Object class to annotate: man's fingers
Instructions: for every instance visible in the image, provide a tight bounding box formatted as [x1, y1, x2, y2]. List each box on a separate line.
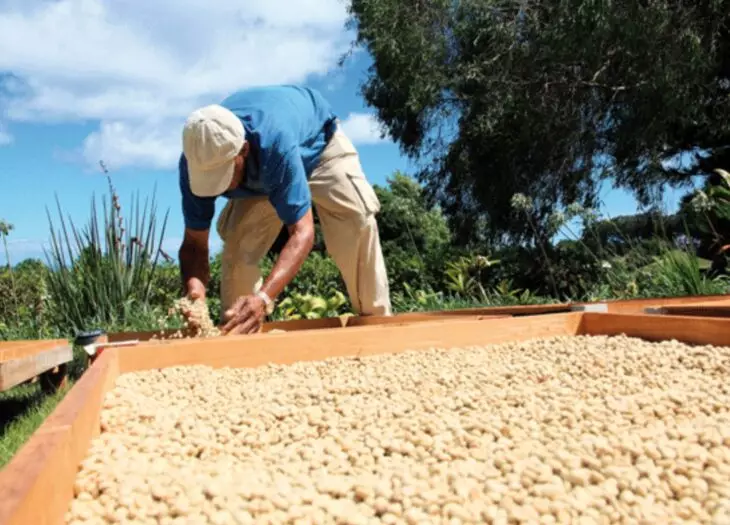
[238, 315, 260, 335]
[221, 315, 240, 334]
[222, 297, 246, 323]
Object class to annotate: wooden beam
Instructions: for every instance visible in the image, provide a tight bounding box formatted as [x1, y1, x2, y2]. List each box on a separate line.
[0, 341, 73, 392]
[0, 350, 119, 525]
[0, 339, 70, 361]
[341, 313, 508, 328]
[651, 305, 730, 318]
[580, 312, 730, 346]
[116, 313, 584, 374]
[595, 293, 730, 314]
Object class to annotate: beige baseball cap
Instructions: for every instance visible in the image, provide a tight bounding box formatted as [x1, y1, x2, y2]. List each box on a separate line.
[182, 104, 246, 197]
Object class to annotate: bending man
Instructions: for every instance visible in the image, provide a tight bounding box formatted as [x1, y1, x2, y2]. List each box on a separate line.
[177, 85, 392, 335]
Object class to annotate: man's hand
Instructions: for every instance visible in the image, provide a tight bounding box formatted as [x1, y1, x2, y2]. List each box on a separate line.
[221, 294, 267, 335]
[178, 277, 207, 328]
[186, 277, 207, 301]
[217, 209, 315, 336]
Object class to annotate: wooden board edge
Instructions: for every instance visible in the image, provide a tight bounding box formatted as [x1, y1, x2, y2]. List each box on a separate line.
[101, 294, 730, 344]
[0, 339, 72, 361]
[580, 312, 730, 347]
[117, 312, 585, 373]
[597, 293, 730, 314]
[651, 305, 730, 318]
[343, 313, 509, 328]
[103, 314, 511, 350]
[0, 350, 120, 525]
[351, 303, 573, 318]
[0, 344, 73, 392]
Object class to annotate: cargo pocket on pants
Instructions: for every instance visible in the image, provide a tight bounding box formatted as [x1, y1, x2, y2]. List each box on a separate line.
[347, 173, 381, 216]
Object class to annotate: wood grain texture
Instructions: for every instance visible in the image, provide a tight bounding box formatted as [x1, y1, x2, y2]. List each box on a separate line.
[104, 314, 508, 344]
[117, 313, 584, 374]
[0, 350, 119, 525]
[0, 339, 71, 362]
[0, 343, 73, 392]
[342, 313, 508, 328]
[580, 312, 730, 346]
[596, 293, 730, 314]
[351, 304, 572, 318]
[101, 294, 729, 344]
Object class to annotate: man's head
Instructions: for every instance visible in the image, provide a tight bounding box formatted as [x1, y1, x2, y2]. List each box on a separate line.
[182, 104, 249, 197]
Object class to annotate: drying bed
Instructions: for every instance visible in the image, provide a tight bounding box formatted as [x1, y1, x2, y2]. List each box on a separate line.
[1, 312, 730, 524]
[0, 338, 73, 392]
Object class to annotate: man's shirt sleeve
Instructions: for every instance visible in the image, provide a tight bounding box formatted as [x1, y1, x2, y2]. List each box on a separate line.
[264, 145, 312, 226]
[179, 154, 216, 231]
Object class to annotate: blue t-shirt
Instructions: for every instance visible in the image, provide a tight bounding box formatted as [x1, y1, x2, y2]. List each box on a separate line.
[179, 85, 337, 230]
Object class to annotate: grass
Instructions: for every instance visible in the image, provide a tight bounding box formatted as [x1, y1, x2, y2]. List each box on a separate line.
[0, 380, 73, 468]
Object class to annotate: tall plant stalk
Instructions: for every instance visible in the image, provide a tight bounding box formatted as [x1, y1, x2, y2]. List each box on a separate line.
[43, 173, 170, 333]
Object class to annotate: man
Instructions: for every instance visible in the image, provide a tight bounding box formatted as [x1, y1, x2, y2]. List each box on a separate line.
[177, 85, 392, 335]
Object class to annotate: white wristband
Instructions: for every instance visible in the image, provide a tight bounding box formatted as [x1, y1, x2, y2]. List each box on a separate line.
[256, 290, 274, 315]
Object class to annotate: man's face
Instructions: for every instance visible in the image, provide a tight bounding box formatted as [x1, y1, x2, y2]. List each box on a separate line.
[228, 142, 249, 191]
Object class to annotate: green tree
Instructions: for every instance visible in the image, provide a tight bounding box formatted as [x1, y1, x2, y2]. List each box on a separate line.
[374, 171, 453, 291]
[345, 0, 730, 243]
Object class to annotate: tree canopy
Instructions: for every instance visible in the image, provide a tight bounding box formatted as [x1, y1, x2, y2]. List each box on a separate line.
[345, 0, 730, 243]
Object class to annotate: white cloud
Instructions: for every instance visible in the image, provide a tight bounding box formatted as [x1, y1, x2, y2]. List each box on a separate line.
[0, 0, 353, 168]
[340, 112, 389, 145]
[82, 119, 184, 171]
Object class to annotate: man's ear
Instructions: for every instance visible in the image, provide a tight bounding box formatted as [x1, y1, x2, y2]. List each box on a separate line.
[241, 142, 249, 158]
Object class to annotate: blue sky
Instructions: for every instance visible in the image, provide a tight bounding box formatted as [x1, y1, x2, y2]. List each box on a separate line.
[0, 0, 692, 266]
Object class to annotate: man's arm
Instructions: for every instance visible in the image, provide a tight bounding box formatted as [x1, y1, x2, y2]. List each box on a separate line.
[178, 227, 210, 299]
[220, 212, 313, 335]
[260, 208, 315, 301]
[177, 153, 215, 299]
[220, 144, 315, 335]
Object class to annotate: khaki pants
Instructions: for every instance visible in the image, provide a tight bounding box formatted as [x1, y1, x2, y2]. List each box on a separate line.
[216, 125, 393, 317]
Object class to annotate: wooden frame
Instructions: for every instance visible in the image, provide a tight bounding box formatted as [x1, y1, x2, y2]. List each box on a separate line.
[98, 292, 730, 345]
[2, 311, 730, 524]
[0, 339, 73, 392]
[641, 297, 730, 318]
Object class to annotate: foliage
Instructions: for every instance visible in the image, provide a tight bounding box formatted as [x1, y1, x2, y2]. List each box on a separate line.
[345, 0, 730, 244]
[273, 290, 351, 321]
[636, 249, 729, 298]
[679, 169, 730, 267]
[374, 171, 452, 292]
[0, 259, 57, 340]
[2, 167, 728, 341]
[42, 176, 170, 335]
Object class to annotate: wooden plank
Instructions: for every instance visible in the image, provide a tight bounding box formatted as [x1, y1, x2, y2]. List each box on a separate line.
[105, 317, 347, 343]
[117, 313, 584, 374]
[595, 293, 730, 314]
[344, 313, 508, 328]
[652, 304, 730, 318]
[100, 294, 729, 344]
[104, 314, 507, 344]
[0, 343, 73, 392]
[580, 312, 730, 346]
[0, 350, 118, 525]
[0, 339, 70, 362]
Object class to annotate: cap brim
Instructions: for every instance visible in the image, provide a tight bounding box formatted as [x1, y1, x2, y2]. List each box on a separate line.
[189, 158, 236, 198]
